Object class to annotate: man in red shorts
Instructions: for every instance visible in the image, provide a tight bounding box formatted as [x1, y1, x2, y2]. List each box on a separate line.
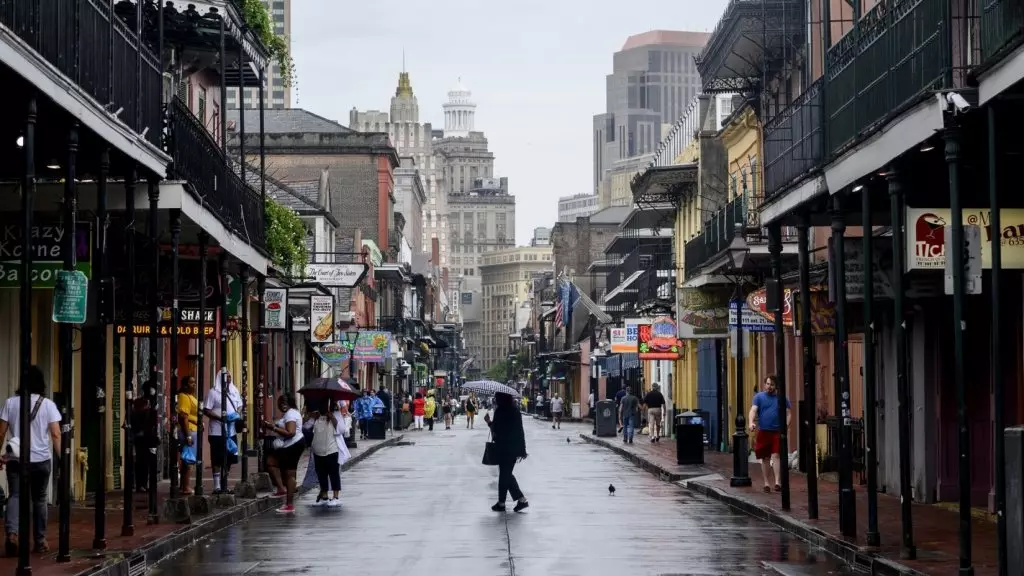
[748, 375, 791, 493]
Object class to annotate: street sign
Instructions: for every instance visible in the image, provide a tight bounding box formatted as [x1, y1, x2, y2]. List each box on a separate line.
[944, 224, 982, 295]
[52, 270, 88, 324]
[728, 301, 775, 332]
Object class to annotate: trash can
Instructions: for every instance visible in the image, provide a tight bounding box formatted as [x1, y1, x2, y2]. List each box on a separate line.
[367, 417, 386, 440]
[594, 400, 618, 437]
[676, 410, 705, 465]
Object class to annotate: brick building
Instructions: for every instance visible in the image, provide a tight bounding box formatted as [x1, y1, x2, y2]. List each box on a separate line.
[550, 206, 630, 302]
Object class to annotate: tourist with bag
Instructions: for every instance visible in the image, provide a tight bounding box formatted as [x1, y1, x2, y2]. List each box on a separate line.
[203, 370, 243, 494]
[482, 392, 529, 513]
[263, 394, 304, 513]
[0, 366, 62, 555]
[303, 399, 349, 508]
[177, 376, 199, 494]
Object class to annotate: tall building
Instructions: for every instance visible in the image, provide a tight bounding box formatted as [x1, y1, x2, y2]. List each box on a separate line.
[349, 72, 442, 265]
[443, 79, 476, 138]
[227, 0, 291, 109]
[394, 156, 427, 255]
[449, 177, 515, 278]
[593, 30, 710, 203]
[557, 193, 600, 222]
[531, 227, 551, 247]
[479, 246, 553, 372]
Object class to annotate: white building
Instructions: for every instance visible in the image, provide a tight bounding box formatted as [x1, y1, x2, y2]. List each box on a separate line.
[557, 193, 600, 222]
[443, 79, 476, 138]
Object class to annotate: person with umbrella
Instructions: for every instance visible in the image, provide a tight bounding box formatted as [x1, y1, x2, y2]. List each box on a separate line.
[303, 398, 350, 507]
[483, 392, 529, 513]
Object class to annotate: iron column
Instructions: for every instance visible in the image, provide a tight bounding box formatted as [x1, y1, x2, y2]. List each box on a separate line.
[767, 223, 789, 510]
[730, 281, 751, 487]
[121, 165, 137, 538]
[797, 213, 817, 519]
[195, 232, 209, 495]
[146, 177, 160, 523]
[169, 209, 181, 499]
[17, 97, 36, 576]
[988, 107, 1008, 576]
[241, 266, 251, 480]
[831, 194, 856, 539]
[93, 148, 110, 550]
[219, 253, 230, 493]
[863, 183, 880, 547]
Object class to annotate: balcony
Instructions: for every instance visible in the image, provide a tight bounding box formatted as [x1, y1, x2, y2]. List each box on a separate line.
[1, 0, 163, 147]
[683, 194, 747, 281]
[762, 0, 971, 202]
[696, 0, 805, 93]
[166, 97, 265, 248]
[980, 0, 1024, 69]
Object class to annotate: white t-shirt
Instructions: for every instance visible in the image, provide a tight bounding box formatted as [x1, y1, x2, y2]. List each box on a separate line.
[203, 375, 243, 437]
[551, 397, 564, 413]
[588, 393, 595, 408]
[275, 408, 303, 448]
[1, 394, 62, 463]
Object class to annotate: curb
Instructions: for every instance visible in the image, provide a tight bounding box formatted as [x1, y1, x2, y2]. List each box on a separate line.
[77, 435, 402, 576]
[581, 433, 927, 576]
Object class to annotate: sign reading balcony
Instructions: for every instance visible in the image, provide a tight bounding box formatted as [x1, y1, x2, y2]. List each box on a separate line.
[305, 263, 369, 287]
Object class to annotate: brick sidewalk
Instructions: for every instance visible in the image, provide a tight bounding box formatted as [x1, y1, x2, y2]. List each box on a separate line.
[0, 438, 397, 575]
[583, 434, 999, 576]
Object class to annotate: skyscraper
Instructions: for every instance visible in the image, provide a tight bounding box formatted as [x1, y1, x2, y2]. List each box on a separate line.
[593, 30, 710, 204]
[228, 0, 291, 109]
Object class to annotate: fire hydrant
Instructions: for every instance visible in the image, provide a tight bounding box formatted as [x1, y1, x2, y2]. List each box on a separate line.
[74, 447, 88, 502]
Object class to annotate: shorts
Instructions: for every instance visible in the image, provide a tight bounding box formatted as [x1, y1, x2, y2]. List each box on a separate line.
[208, 435, 238, 466]
[274, 440, 306, 472]
[754, 430, 781, 460]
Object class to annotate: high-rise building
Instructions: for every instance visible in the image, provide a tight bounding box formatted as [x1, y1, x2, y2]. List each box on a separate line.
[227, 0, 291, 109]
[593, 30, 710, 204]
[479, 246, 553, 371]
[448, 177, 515, 278]
[349, 72, 442, 264]
[530, 227, 551, 247]
[557, 193, 600, 222]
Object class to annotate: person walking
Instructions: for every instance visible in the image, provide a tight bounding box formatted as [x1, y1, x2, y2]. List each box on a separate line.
[131, 394, 159, 492]
[264, 393, 304, 513]
[465, 394, 477, 429]
[749, 375, 791, 492]
[0, 366, 61, 555]
[588, 390, 595, 418]
[619, 387, 639, 444]
[643, 383, 667, 443]
[412, 393, 425, 430]
[424, 391, 437, 431]
[353, 391, 374, 439]
[442, 396, 454, 430]
[203, 370, 243, 494]
[303, 399, 349, 507]
[377, 386, 392, 432]
[549, 393, 564, 430]
[484, 393, 529, 513]
[177, 376, 199, 494]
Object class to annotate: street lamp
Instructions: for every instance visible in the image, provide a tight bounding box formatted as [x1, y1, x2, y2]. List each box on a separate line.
[726, 222, 752, 488]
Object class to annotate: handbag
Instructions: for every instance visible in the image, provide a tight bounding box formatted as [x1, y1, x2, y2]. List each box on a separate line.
[482, 432, 499, 466]
[181, 443, 197, 465]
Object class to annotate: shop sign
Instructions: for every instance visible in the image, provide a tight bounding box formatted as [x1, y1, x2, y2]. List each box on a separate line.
[115, 306, 217, 337]
[793, 289, 836, 336]
[264, 289, 288, 330]
[906, 207, 1024, 270]
[676, 287, 730, 338]
[0, 223, 92, 289]
[116, 324, 215, 337]
[729, 301, 775, 332]
[835, 238, 893, 300]
[638, 316, 683, 360]
[354, 331, 392, 363]
[609, 327, 633, 353]
[746, 287, 793, 327]
[305, 262, 369, 287]
[314, 341, 349, 366]
[309, 295, 335, 343]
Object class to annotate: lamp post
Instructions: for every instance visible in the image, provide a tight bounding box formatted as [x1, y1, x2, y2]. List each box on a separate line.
[726, 223, 752, 488]
[346, 329, 359, 445]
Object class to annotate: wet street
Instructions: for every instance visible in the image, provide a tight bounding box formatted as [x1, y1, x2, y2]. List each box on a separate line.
[152, 417, 847, 576]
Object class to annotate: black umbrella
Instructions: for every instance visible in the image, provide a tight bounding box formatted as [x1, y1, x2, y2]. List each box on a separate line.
[298, 377, 361, 402]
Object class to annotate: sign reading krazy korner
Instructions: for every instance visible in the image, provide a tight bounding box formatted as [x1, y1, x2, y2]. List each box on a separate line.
[907, 207, 1024, 270]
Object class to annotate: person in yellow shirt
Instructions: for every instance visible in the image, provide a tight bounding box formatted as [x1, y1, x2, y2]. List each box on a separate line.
[177, 376, 199, 495]
[424, 390, 437, 432]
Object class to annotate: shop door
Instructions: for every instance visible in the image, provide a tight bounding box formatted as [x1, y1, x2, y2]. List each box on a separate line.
[696, 339, 720, 450]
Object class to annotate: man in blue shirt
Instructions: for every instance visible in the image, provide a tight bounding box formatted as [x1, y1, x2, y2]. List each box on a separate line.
[748, 375, 791, 493]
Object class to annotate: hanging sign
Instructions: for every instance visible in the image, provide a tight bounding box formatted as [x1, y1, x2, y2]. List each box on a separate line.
[304, 263, 369, 287]
[353, 331, 392, 363]
[264, 289, 288, 330]
[309, 295, 335, 343]
[906, 207, 1024, 270]
[314, 341, 349, 366]
[52, 270, 89, 324]
[638, 316, 683, 360]
[0, 222, 92, 289]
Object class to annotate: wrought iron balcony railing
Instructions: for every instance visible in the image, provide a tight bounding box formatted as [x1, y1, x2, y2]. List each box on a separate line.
[683, 194, 747, 281]
[981, 0, 1024, 67]
[761, 0, 972, 202]
[1, 0, 163, 148]
[166, 97, 265, 248]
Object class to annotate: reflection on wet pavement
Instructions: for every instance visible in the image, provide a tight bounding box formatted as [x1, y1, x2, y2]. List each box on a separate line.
[151, 418, 851, 576]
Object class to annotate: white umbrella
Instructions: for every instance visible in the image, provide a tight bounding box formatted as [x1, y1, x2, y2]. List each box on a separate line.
[462, 380, 521, 398]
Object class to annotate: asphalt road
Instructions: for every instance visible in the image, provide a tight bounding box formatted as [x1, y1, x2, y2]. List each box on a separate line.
[151, 416, 847, 576]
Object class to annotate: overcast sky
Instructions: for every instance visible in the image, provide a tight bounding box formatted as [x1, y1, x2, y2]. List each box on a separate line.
[291, 0, 727, 245]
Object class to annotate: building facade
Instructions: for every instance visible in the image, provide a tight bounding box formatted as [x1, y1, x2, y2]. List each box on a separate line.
[531, 227, 551, 247]
[557, 193, 600, 222]
[593, 30, 710, 199]
[448, 178, 516, 279]
[228, 0, 291, 109]
[551, 206, 630, 303]
[479, 246, 553, 372]
[394, 156, 427, 255]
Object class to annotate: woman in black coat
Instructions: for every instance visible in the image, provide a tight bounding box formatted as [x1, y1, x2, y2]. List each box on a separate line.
[484, 392, 530, 512]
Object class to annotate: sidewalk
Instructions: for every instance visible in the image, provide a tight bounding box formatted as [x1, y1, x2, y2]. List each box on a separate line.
[0, 436, 400, 576]
[580, 433, 999, 576]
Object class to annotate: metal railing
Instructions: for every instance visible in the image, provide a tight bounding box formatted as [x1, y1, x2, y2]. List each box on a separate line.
[821, 416, 867, 484]
[763, 79, 824, 201]
[683, 194, 748, 280]
[0, 0, 163, 148]
[166, 97, 265, 248]
[981, 0, 1024, 64]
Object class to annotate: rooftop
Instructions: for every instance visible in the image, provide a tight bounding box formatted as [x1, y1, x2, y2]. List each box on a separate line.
[621, 30, 712, 51]
[227, 108, 353, 135]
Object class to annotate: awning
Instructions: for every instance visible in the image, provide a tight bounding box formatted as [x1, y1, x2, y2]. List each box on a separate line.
[621, 203, 677, 231]
[586, 257, 623, 274]
[374, 263, 411, 282]
[603, 270, 644, 305]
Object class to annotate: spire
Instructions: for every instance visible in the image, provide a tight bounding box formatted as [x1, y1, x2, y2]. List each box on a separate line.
[396, 71, 413, 97]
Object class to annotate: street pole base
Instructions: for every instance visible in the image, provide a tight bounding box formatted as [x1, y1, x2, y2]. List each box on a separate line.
[866, 531, 880, 548]
[900, 545, 916, 560]
[121, 524, 135, 537]
[16, 566, 31, 575]
[730, 476, 752, 487]
[56, 553, 70, 563]
[958, 567, 974, 576]
[92, 538, 107, 551]
[146, 514, 160, 525]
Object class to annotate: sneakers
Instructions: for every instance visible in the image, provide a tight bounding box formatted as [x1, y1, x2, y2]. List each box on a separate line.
[311, 498, 327, 507]
[272, 488, 287, 497]
[275, 504, 295, 514]
[326, 498, 342, 508]
[34, 538, 49, 553]
[513, 500, 529, 513]
[491, 503, 506, 512]
[5, 532, 17, 557]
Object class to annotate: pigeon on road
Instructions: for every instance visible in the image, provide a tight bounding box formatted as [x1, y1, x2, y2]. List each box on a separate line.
[566, 437, 571, 444]
[608, 484, 616, 496]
